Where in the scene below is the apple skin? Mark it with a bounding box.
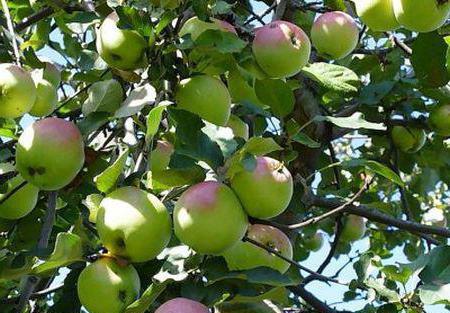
[226,115,249,140]
[0,163,39,220]
[77,257,140,313]
[180,16,237,41]
[341,215,366,242]
[155,298,209,313]
[173,181,248,254]
[230,156,293,219]
[393,0,450,33]
[252,21,311,78]
[222,224,293,274]
[303,232,325,252]
[97,187,172,262]
[176,75,231,126]
[429,104,450,137]
[0,63,36,118]
[29,78,58,117]
[391,126,426,153]
[96,12,147,71]
[15,118,85,191]
[422,208,447,228]
[353,0,399,31]
[227,68,264,107]
[311,11,359,60]
[151,140,174,172]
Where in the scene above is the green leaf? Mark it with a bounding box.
[195,30,246,54]
[365,277,401,303]
[215,301,283,313]
[316,112,386,131]
[419,283,450,304]
[302,62,360,94]
[342,159,404,187]
[148,166,206,191]
[254,79,295,117]
[82,194,103,223]
[125,280,170,313]
[115,84,157,118]
[82,79,123,116]
[94,147,129,193]
[291,132,321,148]
[145,101,172,142]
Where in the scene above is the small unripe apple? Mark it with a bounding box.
[29,77,58,117]
[174,181,248,254]
[230,156,293,219]
[311,11,359,60]
[96,12,147,71]
[176,75,231,126]
[16,118,85,190]
[429,104,450,137]
[353,0,399,31]
[252,21,311,78]
[393,0,450,33]
[0,63,36,118]
[227,68,264,107]
[303,231,325,252]
[0,163,39,220]
[223,224,293,274]
[97,187,172,262]
[422,208,447,228]
[151,140,174,172]
[77,257,140,313]
[155,298,209,313]
[391,126,426,153]
[226,115,249,140]
[180,16,237,41]
[341,215,366,242]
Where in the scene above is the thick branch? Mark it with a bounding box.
[288,286,350,313]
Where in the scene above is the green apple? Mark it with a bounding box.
[226,115,249,140]
[176,75,231,126]
[0,163,39,220]
[311,11,359,60]
[156,298,209,313]
[0,63,36,118]
[96,12,147,71]
[227,68,264,107]
[353,0,399,31]
[303,231,325,252]
[252,20,311,78]
[429,104,450,136]
[77,257,140,313]
[422,208,447,228]
[151,140,174,172]
[341,215,366,242]
[393,0,450,32]
[29,77,58,117]
[97,187,172,262]
[42,62,61,87]
[179,16,237,41]
[16,117,85,190]
[391,126,426,153]
[174,181,248,254]
[223,224,293,274]
[230,156,293,219]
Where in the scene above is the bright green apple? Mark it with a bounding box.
[227,68,264,107]
[353,0,399,31]
[16,117,85,190]
[429,104,450,136]
[311,11,359,60]
[303,231,325,252]
[393,0,450,32]
[223,224,293,274]
[226,115,249,140]
[156,298,209,313]
[341,215,366,242]
[173,181,248,254]
[151,140,174,172]
[179,16,237,41]
[176,75,231,126]
[422,208,447,228]
[77,257,140,313]
[0,63,36,118]
[29,77,58,117]
[391,126,426,153]
[253,20,311,78]
[96,12,147,71]
[230,156,293,219]
[97,186,172,262]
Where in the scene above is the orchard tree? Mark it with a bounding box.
[0,0,450,312]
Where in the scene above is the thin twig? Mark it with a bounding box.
[1,0,21,64]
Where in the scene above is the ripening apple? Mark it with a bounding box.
[391,126,426,153]
[96,12,147,71]
[0,163,39,220]
[15,118,85,190]
[77,257,140,313]
[252,21,311,78]
[97,187,172,262]
[29,77,58,117]
[429,104,450,137]
[393,0,450,33]
[227,68,264,107]
[226,115,249,140]
[151,140,174,172]
[341,215,366,242]
[155,298,209,313]
[303,231,325,252]
[353,0,399,31]
[230,156,293,219]
[173,181,248,254]
[179,16,237,41]
[176,75,231,126]
[311,11,359,60]
[422,208,447,228]
[222,224,293,274]
[0,63,36,118]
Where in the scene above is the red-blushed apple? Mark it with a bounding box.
[227,68,264,107]
[422,208,447,228]
[353,0,399,31]
[173,181,248,254]
[96,12,147,71]
[0,163,39,220]
[179,16,237,41]
[391,126,426,153]
[429,104,450,136]
[252,21,311,78]
[155,298,209,313]
[222,224,293,273]
[0,63,36,118]
[176,75,231,126]
[29,76,58,117]
[311,11,359,60]
[77,257,140,313]
[341,215,366,242]
[151,140,174,172]
[393,0,450,33]
[303,231,325,252]
[230,156,293,219]
[15,118,85,191]
[226,115,249,140]
[97,187,172,262]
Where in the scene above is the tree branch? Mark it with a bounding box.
[288,286,350,313]
[1,0,21,64]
